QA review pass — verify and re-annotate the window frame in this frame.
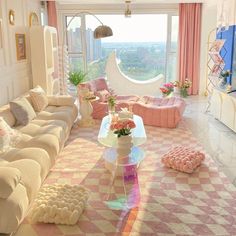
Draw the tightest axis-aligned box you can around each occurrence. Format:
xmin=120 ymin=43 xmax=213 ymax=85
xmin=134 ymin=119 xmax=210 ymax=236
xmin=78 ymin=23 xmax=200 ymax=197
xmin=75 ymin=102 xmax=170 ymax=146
xmin=58 ymin=6 xmax=179 ymax=81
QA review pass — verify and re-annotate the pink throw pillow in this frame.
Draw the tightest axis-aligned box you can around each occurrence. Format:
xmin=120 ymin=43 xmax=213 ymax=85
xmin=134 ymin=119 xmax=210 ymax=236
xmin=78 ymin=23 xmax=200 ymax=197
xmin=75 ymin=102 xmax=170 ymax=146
xmin=96 ymin=89 xmax=111 ymax=102
xmin=161 ymin=146 xmax=205 ymax=173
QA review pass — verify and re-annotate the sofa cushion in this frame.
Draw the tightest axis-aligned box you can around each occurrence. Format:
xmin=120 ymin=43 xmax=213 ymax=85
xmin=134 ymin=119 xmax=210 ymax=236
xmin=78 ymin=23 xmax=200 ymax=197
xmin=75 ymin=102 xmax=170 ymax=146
xmin=0 ymin=166 xmax=21 ymax=198
xmin=10 ymin=97 xmax=36 ymax=126
xmin=8 ymin=159 xmax=41 ymax=200
xmin=31 ymin=119 xmax=69 ymax=135
xmin=37 ymin=106 xmax=77 ymax=127
xmin=0 ymin=183 xmax=29 ymax=234
xmin=16 ymin=134 xmax=60 ymax=163
xmin=17 ymin=122 xmax=67 ymax=146
xmin=47 ymin=95 xmax=74 ymax=107
xmin=29 ymin=86 xmax=48 ymax=112
xmin=0 ymin=148 xmax=51 ymax=180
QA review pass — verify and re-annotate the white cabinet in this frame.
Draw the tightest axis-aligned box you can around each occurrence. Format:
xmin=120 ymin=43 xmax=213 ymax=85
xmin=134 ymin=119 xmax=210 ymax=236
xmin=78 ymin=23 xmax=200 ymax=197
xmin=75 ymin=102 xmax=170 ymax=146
xmin=30 ymin=26 xmax=60 ymax=95
xmin=211 ymin=88 xmax=236 ymax=132
xmin=211 ymin=89 xmax=222 ymax=120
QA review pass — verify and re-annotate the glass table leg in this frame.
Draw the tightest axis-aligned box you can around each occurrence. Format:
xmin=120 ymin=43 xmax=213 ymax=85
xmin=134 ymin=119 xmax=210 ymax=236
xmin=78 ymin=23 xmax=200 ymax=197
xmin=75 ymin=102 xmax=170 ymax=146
xmin=123 ymin=164 xmax=141 ymax=209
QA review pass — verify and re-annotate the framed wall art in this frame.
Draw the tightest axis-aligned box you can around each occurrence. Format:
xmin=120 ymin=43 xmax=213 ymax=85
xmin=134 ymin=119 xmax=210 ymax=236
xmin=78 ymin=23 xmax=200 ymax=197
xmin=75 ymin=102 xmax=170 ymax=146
xmin=15 ymin=34 xmax=26 ymax=60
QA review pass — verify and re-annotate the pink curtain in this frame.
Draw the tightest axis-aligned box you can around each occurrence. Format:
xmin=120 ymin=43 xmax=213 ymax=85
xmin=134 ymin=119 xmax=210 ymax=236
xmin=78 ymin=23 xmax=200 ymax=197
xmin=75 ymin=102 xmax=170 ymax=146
xmin=178 ymin=3 xmax=202 ymax=95
xmin=47 ymin=1 xmax=58 ymax=29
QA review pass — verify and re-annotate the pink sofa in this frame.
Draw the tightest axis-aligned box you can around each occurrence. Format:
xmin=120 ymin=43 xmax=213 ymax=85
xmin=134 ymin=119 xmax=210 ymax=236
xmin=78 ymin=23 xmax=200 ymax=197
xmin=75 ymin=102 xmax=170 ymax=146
xmin=81 ymin=78 xmax=186 ymax=128
xmin=133 ymin=96 xmax=186 ymax=128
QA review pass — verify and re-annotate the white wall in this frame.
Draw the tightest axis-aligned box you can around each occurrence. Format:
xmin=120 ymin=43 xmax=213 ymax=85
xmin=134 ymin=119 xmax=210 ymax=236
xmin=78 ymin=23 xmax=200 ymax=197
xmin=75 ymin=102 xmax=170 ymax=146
xmin=217 ymin=0 xmax=236 ymax=27
xmin=0 ymin=0 xmax=41 ymax=106
xmin=199 ymin=1 xmax=217 ymax=96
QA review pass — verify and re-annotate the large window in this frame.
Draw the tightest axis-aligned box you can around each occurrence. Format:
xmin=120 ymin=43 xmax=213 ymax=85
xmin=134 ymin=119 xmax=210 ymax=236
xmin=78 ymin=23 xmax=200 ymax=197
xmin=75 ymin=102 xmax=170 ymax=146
xmin=66 ymin=13 xmax=178 ymax=82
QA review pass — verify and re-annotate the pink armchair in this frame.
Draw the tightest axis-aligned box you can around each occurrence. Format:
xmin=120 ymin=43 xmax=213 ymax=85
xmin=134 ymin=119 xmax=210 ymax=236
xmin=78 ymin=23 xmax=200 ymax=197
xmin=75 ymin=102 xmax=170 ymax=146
xmin=80 ymin=78 xmax=186 ymax=128
xmin=80 ymin=78 xmax=139 ymax=119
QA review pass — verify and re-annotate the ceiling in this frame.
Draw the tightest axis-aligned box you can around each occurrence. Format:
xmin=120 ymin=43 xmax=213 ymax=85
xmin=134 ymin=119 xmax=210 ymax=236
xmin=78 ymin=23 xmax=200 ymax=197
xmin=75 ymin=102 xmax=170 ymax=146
xmin=57 ymin=0 xmax=206 ymax=4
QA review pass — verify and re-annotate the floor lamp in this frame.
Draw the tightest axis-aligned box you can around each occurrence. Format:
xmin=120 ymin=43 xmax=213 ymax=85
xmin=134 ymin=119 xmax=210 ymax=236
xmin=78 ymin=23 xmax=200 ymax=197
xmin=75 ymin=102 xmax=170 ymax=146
xmin=61 ymin=11 xmax=113 ymax=94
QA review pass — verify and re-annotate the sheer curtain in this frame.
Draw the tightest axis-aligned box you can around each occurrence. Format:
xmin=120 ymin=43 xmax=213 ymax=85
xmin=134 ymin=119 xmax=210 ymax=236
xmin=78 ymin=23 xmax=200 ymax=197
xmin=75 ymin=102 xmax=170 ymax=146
xmin=178 ymin=3 xmax=202 ymax=95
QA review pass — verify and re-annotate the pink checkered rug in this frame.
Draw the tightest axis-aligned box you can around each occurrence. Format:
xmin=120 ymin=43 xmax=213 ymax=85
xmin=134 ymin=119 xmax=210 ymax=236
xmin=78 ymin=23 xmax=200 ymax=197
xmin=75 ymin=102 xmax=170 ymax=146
xmin=14 ymin=120 xmax=236 ymax=236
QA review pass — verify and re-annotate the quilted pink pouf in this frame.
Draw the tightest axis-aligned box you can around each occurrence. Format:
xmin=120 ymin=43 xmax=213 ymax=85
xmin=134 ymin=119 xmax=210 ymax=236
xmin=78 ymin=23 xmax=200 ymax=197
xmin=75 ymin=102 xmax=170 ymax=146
xmin=161 ymin=146 xmax=205 ymax=173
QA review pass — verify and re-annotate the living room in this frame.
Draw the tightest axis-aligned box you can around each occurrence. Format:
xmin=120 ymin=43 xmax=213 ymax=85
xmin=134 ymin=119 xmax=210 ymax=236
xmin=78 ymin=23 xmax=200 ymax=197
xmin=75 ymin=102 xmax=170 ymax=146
xmin=1 ymin=0 xmax=236 ymax=235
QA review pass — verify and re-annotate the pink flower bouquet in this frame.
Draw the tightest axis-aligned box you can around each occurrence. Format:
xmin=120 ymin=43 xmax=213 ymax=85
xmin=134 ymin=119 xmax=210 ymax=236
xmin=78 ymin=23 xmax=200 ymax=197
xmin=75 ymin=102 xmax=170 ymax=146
xmin=110 ymin=119 xmax=136 ymax=138
xmin=160 ymin=82 xmax=174 ymax=96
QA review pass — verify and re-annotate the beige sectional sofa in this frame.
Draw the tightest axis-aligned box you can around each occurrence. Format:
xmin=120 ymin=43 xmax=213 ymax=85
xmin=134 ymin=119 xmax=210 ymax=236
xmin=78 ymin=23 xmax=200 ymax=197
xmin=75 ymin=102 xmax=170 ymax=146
xmin=0 ymin=94 xmax=78 ymax=234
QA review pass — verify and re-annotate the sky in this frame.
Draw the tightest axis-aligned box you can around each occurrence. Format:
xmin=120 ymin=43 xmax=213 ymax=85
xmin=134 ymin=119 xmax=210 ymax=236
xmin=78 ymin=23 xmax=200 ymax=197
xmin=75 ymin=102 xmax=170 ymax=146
xmin=68 ymin=14 xmax=178 ymax=43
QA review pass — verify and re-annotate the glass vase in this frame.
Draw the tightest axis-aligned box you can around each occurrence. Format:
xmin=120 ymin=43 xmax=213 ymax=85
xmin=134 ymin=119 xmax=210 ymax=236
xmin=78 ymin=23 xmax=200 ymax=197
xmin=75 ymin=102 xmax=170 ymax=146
xmin=108 ymin=104 xmax=116 ymax=121
xmin=180 ymin=88 xmax=188 ymax=98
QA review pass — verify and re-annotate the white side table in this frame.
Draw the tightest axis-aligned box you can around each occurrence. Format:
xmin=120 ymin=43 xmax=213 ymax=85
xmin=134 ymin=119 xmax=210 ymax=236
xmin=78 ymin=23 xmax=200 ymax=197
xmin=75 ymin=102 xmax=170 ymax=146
xmin=79 ymin=94 xmax=99 ymax=127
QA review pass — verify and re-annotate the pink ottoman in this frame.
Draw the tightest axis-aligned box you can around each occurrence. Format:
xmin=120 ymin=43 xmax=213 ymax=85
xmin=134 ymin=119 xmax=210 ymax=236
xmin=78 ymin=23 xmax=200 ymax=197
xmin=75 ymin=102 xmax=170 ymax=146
xmin=161 ymin=146 xmax=205 ymax=173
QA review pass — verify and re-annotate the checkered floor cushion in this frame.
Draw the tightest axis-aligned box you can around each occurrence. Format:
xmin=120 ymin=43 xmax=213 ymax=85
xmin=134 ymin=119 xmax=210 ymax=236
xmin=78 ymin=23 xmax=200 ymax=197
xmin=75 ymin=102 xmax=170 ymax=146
xmin=161 ymin=146 xmax=205 ymax=173
xmin=28 ymin=184 xmax=89 ymax=225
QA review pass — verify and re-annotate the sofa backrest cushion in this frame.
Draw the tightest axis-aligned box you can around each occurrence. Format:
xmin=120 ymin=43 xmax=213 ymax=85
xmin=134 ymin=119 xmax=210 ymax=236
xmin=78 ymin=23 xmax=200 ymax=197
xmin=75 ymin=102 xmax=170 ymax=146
xmin=10 ymin=97 xmax=36 ymax=126
xmin=29 ymin=86 xmax=48 ymax=112
xmin=0 ymin=105 xmax=16 ymax=127
xmin=0 ymin=166 xmax=21 ymax=199
xmin=0 ymin=117 xmax=11 ymax=152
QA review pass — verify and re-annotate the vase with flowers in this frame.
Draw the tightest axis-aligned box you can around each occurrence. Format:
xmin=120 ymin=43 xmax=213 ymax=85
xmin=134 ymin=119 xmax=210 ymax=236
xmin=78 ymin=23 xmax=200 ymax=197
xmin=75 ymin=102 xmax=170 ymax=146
xmin=218 ymin=70 xmax=231 ymax=90
xmin=110 ymin=119 xmax=136 ymax=160
xmin=107 ymin=95 xmax=116 ymax=114
xmin=173 ymin=79 xmax=192 ymax=98
xmin=160 ymin=82 xmax=174 ymax=97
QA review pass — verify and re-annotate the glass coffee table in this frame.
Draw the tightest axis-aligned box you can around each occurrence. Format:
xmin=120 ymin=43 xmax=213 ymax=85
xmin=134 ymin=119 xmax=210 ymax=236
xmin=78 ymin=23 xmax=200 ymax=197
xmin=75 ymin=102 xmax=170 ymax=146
xmin=98 ymin=115 xmax=147 ymax=209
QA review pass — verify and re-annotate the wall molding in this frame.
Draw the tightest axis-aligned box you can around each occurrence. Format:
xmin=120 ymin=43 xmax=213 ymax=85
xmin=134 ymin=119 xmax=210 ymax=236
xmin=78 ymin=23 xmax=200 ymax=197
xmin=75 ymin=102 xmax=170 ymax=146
xmin=0 ymin=0 xmax=40 ymax=106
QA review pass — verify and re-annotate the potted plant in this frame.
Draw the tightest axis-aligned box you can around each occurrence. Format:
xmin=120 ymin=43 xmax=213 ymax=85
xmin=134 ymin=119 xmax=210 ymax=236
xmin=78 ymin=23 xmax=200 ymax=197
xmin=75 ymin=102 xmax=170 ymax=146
xmin=68 ymin=70 xmax=88 ymax=97
xmin=69 ymin=70 xmax=87 ymax=87
xmin=218 ymin=70 xmax=231 ymax=89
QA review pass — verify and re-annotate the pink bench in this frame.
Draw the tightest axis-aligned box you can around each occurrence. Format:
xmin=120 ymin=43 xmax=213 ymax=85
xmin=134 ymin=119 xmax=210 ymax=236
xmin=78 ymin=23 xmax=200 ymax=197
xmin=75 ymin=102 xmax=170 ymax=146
xmin=80 ymin=78 xmax=186 ymax=128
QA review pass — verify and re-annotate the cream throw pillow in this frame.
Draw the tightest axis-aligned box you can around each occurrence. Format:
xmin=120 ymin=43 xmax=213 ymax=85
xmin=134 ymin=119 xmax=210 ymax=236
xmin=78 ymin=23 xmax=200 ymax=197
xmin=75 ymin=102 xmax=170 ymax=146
xmin=0 ymin=117 xmax=21 ymax=152
xmin=29 ymin=86 xmax=48 ymax=112
xmin=10 ymin=97 xmax=36 ymax=126
xmin=0 ymin=166 xmax=21 ymax=198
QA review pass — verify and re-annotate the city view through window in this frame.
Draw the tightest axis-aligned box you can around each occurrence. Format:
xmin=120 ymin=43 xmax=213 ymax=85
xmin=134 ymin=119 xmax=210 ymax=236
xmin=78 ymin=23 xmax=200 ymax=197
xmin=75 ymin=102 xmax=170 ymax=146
xmin=66 ymin=14 xmax=178 ymax=82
